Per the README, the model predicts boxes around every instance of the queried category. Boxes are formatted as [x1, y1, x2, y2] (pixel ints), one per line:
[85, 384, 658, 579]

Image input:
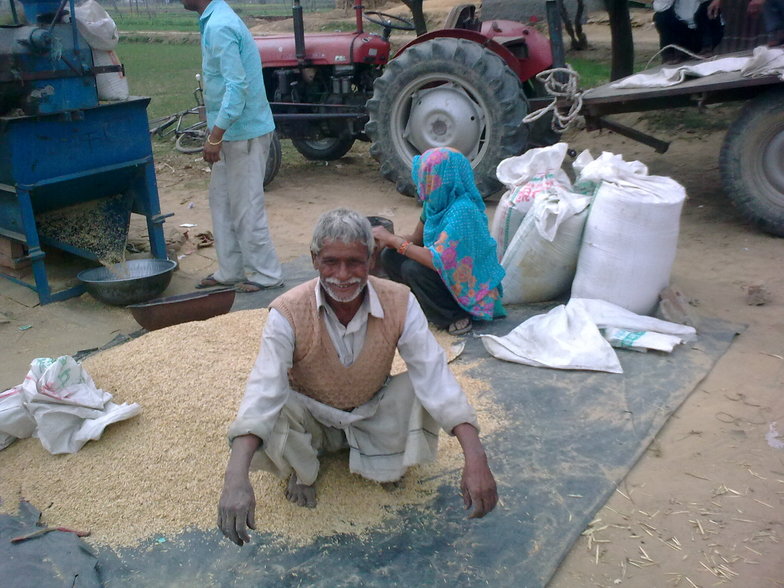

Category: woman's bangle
[206, 136, 223, 146]
[397, 240, 412, 256]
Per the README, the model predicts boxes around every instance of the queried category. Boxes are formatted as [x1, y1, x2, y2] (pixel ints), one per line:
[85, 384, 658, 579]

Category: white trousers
[250, 372, 441, 484]
[208, 133, 283, 286]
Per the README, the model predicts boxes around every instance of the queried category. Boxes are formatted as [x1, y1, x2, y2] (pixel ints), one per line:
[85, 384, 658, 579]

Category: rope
[522, 65, 584, 133]
[644, 44, 707, 69]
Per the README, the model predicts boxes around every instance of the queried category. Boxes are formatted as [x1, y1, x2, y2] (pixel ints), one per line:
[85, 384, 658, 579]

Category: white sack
[74, 0, 119, 50]
[570, 298, 697, 340]
[741, 46, 784, 79]
[492, 143, 573, 259]
[571, 154, 686, 315]
[607, 56, 753, 89]
[500, 191, 590, 304]
[480, 298, 696, 374]
[0, 388, 36, 450]
[480, 302, 623, 373]
[10, 356, 141, 454]
[93, 49, 129, 101]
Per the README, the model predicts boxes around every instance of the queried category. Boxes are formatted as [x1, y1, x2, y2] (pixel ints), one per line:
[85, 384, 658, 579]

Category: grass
[567, 57, 611, 90]
[121, 41, 202, 119]
[107, 3, 329, 32]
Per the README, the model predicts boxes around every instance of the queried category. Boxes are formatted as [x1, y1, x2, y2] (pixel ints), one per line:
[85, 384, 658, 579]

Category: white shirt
[228, 280, 478, 443]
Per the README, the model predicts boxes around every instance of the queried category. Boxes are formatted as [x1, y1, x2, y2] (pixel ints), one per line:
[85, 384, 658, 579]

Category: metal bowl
[77, 259, 177, 306]
[127, 287, 235, 331]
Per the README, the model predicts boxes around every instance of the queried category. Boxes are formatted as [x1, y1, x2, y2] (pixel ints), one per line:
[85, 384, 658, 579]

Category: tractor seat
[443, 3, 481, 31]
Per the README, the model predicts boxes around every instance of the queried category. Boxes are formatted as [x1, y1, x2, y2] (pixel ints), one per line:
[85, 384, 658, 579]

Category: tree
[400, 0, 427, 36]
[604, 0, 634, 80]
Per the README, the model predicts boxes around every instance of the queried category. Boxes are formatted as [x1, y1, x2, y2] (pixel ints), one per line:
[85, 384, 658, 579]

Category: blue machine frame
[0, 97, 172, 304]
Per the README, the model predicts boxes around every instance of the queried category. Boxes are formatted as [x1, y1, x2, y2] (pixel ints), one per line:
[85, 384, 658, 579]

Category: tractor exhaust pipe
[292, 0, 306, 66]
[354, 1, 364, 34]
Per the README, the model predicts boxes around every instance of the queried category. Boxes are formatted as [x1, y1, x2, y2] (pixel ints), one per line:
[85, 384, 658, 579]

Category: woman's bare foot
[285, 474, 317, 508]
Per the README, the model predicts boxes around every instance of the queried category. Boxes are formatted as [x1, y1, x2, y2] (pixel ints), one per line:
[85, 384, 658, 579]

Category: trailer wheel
[366, 38, 528, 198]
[264, 131, 282, 187]
[290, 135, 355, 161]
[720, 88, 784, 237]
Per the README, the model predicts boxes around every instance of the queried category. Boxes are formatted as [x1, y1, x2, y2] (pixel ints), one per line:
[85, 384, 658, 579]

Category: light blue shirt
[199, 0, 274, 141]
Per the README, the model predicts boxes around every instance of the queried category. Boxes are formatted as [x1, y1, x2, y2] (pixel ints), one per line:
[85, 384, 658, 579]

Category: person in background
[746, 0, 784, 46]
[217, 208, 497, 546]
[183, 0, 284, 293]
[654, 0, 725, 63]
[372, 147, 506, 336]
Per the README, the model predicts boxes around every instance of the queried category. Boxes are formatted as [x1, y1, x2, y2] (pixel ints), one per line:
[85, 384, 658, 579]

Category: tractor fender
[393, 26, 551, 83]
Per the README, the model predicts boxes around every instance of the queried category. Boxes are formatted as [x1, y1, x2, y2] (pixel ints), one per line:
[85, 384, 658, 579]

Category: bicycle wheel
[175, 121, 207, 154]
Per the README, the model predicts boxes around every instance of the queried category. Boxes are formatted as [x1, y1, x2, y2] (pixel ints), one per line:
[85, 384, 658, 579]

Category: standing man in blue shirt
[184, 0, 284, 293]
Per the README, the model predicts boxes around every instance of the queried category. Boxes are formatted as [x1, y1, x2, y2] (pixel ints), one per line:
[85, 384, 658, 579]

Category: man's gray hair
[310, 208, 375, 258]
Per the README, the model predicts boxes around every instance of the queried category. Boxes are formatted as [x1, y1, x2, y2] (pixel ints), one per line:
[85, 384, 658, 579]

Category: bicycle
[147, 75, 207, 154]
[147, 75, 283, 186]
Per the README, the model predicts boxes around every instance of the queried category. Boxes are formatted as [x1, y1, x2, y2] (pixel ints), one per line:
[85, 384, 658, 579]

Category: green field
[108, 3, 323, 32]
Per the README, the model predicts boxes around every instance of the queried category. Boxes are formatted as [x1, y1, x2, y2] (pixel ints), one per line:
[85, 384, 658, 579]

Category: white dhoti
[208, 133, 284, 287]
[250, 372, 441, 484]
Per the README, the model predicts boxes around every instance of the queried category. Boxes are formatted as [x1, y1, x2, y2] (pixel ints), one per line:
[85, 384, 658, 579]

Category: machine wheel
[366, 37, 529, 198]
[720, 88, 784, 237]
[290, 135, 355, 161]
[175, 121, 207, 154]
[264, 131, 282, 187]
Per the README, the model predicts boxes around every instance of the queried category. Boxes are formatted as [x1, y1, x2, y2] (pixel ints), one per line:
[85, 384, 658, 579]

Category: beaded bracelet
[206, 136, 223, 146]
[397, 240, 412, 256]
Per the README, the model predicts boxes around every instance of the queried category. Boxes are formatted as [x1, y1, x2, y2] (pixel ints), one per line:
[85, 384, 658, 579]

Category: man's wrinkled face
[313, 240, 370, 304]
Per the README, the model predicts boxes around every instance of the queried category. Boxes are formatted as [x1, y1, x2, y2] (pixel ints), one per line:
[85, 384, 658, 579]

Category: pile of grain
[36, 195, 129, 264]
[0, 309, 504, 547]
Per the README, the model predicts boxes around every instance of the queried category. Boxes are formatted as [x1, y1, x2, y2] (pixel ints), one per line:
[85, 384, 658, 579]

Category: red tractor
[255, 1, 554, 197]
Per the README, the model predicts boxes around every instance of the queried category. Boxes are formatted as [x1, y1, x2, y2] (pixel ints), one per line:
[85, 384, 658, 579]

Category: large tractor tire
[290, 135, 355, 161]
[720, 88, 784, 237]
[264, 131, 283, 187]
[366, 38, 529, 198]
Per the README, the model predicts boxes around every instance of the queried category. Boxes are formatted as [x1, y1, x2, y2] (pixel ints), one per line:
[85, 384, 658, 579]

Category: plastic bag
[1, 356, 141, 454]
[491, 143, 573, 260]
[602, 328, 685, 353]
[74, 0, 119, 50]
[570, 152, 686, 315]
[500, 190, 591, 304]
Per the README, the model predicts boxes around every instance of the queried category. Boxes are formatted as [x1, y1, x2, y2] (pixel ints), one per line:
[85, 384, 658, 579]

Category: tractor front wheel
[291, 135, 355, 161]
[366, 38, 529, 198]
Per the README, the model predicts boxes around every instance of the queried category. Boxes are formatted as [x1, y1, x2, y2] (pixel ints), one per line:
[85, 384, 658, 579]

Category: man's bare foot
[381, 479, 403, 492]
[285, 474, 317, 508]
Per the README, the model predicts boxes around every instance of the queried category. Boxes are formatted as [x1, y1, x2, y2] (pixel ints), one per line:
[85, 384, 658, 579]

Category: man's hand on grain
[461, 457, 498, 519]
[218, 475, 256, 545]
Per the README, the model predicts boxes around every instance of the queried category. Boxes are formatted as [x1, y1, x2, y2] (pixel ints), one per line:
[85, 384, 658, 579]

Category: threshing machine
[0, 0, 170, 304]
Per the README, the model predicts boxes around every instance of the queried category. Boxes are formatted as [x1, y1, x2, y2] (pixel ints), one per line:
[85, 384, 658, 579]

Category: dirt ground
[1, 3, 783, 586]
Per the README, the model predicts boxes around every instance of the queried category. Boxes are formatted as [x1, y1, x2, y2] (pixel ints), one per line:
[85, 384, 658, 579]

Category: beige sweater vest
[270, 276, 410, 409]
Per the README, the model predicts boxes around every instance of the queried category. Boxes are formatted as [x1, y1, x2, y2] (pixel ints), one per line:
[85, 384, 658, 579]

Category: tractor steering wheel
[363, 11, 416, 32]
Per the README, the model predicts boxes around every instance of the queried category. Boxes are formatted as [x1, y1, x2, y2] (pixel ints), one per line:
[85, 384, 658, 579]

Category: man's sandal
[234, 280, 285, 293]
[447, 317, 473, 336]
[195, 274, 230, 289]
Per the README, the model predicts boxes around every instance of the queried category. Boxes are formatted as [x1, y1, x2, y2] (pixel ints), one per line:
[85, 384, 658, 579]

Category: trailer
[572, 52, 784, 237]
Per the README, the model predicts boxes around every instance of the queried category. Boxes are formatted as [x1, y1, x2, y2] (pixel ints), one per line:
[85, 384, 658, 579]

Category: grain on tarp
[0, 309, 505, 547]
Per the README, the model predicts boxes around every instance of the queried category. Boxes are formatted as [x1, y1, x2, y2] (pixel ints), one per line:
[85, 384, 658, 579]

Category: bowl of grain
[127, 287, 236, 331]
[77, 259, 177, 306]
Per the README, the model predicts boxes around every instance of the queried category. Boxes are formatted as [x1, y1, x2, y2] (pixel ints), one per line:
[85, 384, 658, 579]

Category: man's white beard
[320, 277, 366, 303]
